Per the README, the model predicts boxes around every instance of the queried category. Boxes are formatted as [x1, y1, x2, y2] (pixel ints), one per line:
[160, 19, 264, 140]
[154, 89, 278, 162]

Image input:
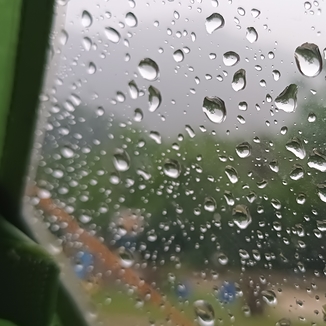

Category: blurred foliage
[36, 93, 326, 272]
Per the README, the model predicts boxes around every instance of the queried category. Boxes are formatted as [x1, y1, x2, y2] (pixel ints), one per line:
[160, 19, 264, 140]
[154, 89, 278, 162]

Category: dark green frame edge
[0, 1, 89, 326]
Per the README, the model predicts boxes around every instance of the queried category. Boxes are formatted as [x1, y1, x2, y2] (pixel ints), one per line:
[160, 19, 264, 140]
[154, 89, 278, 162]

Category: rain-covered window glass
[25, 0, 326, 325]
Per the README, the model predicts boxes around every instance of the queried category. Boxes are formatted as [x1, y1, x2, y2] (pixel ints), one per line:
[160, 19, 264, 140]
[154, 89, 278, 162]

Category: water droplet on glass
[276, 318, 291, 326]
[148, 86, 162, 112]
[82, 37, 92, 51]
[251, 8, 261, 18]
[232, 204, 252, 229]
[224, 191, 235, 206]
[272, 70, 281, 81]
[61, 146, 74, 158]
[134, 108, 143, 122]
[236, 142, 251, 158]
[225, 166, 239, 184]
[202, 96, 226, 124]
[88, 62, 96, 74]
[232, 69, 246, 91]
[223, 51, 240, 66]
[173, 49, 184, 62]
[285, 137, 306, 159]
[105, 27, 121, 43]
[269, 159, 279, 173]
[261, 290, 277, 305]
[138, 58, 160, 81]
[290, 164, 304, 180]
[116, 92, 125, 103]
[237, 7, 245, 16]
[81, 10, 92, 27]
[317, 183, 326, 202]
[163, 159, 181, 179]
[246, 27, 258, 43]
[193, 300, 215, 326]
[128, 80, 139, 99]
[308, 113, 316, 122]
[307, 149, 326, 172]
[185, 125, 196, 138]
[59, 30, 68, 45]
[113, 149, 130, 172]
[295, 42, 322, 77]
[118, 247, 135, 268]
[149, 131, 162, 144]
[125, 12, 138, 27]
[275, 84, 298, 113]
[213, 251, 228, 265]
[204, 197, 216, 212]
[304, 1, 312, 9]
[238, 101, 248, 111]
[205, 13, 225, 34]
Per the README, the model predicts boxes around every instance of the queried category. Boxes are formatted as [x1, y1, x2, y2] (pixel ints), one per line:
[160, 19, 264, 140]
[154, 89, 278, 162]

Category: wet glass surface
[25, 1, 326, 325]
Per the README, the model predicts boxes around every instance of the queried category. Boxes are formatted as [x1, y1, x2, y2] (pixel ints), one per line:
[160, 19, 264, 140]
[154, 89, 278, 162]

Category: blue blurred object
[74, 251, 94, 279]
[218, 281, 236, 303]
[175, 280, 191, 299]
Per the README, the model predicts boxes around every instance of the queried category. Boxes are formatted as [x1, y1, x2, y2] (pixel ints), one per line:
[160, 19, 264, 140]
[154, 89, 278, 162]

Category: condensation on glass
[24, 0, 326, 325]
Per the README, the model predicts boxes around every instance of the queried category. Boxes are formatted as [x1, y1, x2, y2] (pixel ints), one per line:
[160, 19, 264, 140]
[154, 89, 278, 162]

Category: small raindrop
[202, 96, 226, 124]
[295, 42, 322, 77]
[185, 125, 196, 138]
[232, 69, 246, 91]
[251, 8, 261, 18]
[82, 37, 92, 51]
[204, 197, 216, 212]
[205, 13, 225, 34]
[134, 108, 143, 122]
[237, 7, 245, 16]
[307, 149, 326, 172]
[113, 149, 130, 172]
[238, 101, 248, 111]
[118, 247, 135, 268]
[308, 113, 316, 122]
[61, 146, 75, 158]
[105, 27, 121, 43]
[125, 12, 138, 27]
[173, 49, 184, 62]
[225, 166, 239, 184]
[275, 84, 298, 113]
[296, 193, 306, 205]
[148, 86, 162, 112]
[81, 10, 92, 27]
[87, 62, 96, 74]
[246, 27, 258, 43]
[138, 58, 160, 81]
[116, 92, 125, 103]
[193, 300, 215, 326]
[223, 51, 240, 66]
[224, 191, 235, 206]
[59, 30, 69, 45]
[149, 131, 162, 144]
[290, 165, 304, 180]
[235, 142, 251, 158]
[272, 70, 281, 81]
[262, 290, 277, 305]
[276, 318, 291, 326]
[269, 160, 279, 173]
[232, 205, 252, 229]
[285, 137, 306, 159]
[317, 183, 326, 202]
[163, 159, 181, 179]
[128, 80, 139, 99]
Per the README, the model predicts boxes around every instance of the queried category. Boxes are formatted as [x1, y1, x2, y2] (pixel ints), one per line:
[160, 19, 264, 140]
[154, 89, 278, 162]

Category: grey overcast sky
[51, 0, 326, 140]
